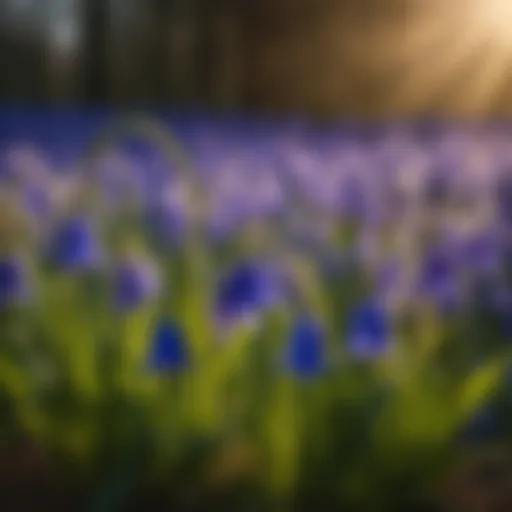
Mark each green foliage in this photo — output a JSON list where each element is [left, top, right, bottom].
[[0, 119, 509, 509], [1, 241, 507, 510]]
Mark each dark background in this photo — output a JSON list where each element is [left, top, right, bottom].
[[0, 0, 509, 117]]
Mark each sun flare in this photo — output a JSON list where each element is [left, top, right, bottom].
[[475, 0, 512, 50]]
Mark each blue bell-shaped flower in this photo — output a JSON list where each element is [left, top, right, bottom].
[[113, 258, 159, 312], [458, 231, 502, 276], [48, 217, 101, 270], [148, 320, 189, 372], [145, 179, 193, 245], [217, 261, 277, 321], [418, 248, 461, 313], [347, 301, 390, 359], [285, 317, 326, 378], [0, 256, 29, 307], [23, 183, 52, 221]]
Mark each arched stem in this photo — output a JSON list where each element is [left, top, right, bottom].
[[70, 114, 210, 257]]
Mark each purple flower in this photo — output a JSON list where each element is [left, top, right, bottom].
[[216, 261, 279, 321], [113, 259, 159, 312], [48, 218, 101, 270], [338, 175, 367, 221], [495, 170, 512, 225], [0, 257, 29, 307], [423, 166, 451, 205], [458, 231, 503, 276], [145, 181, 192, 244], [347, 301, 390, 359], [146, 204, 182, 243], [148, 320, 189, 372], [285, 317, 326, 378], [23, 184, 52, 219], [97, 160, 143, 212], [376, 259, 402, 296], [418, 248, 461, 313]]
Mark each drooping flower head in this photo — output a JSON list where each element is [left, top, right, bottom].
[[0, 256, 30, 308], [148, 319, 189, 372], [145, 179, 194, 245], [347, 300, 391, 359], [113, 257, 160, 312], [23, 183, 53, 221], [418, 247, 461, 313], [48, 217, 102, 270], [458, 230, 503, 277], [285, 317, 326, 378], [216, 261, 280, 322]]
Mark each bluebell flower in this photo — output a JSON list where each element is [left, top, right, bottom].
[[460, 232, 502, 275], [148, 320, 189, 372], [418, 248, 461, 313], [216, 261, 278, 321], [285, 317, 326, 378], [347, 301, 390, 359], [145, 182, 190, 244], [338, 175, 367, 221], [113, 259, 159, 312], [495, 170, 512, 225], [23, 184, 52, 220], [0, 257, 29, 307], [48, 218, 101, 270]]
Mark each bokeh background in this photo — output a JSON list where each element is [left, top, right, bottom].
[[2, 2, 512, 511], [3, 0, 512, 116]]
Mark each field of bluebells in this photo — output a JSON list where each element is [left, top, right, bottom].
[[0, 112, 512, 510]]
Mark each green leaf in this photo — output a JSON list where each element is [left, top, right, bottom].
[[286, 254, 330, 324], [456, 357, 508, 421], [36, 274, 100, 400], [0, 357, 30, 401], [117, 304, 158, 396], [261, 377, 301, 496]]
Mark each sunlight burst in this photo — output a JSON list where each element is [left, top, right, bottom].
[[476, 0, 512, 51]]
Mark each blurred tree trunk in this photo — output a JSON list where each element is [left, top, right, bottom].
[[164, 0, 201, 104], [107, 0, 147, 103], [200, 0, 244, 110], [2, 0, 512, 115], [43, 0, 84, 102], [0, 0, 47, 102], [84, 0, 108, 102], [106, 0, 203, 105]]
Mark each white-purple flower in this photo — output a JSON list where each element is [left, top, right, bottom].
[[48, 217, 102, 270], [113, 257, 160, 312]]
